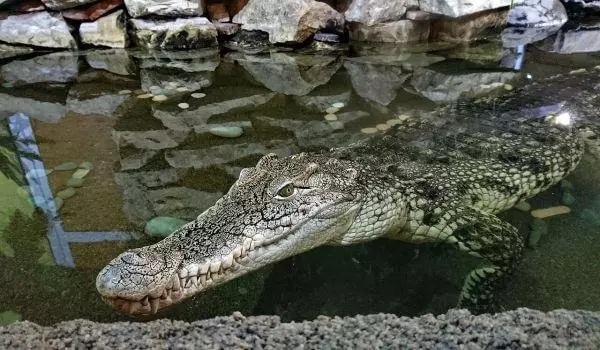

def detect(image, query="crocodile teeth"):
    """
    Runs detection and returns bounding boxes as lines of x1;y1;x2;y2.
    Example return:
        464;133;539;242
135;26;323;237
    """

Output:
253;234;265;247
210;261;221;273
222;254;234;269
150;298;159;314
160;289;168;299
141;296;149;306
199;263;209;275
189;275;198;288
166;278;174;289
199;275;207;284
242;238;252;252
178;268;188;279
187;264;199;276
233;246;242;258
172;276;181;291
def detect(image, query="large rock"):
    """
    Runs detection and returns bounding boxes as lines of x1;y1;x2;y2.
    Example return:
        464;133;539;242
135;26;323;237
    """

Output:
235;53;342;95
140;68;213;95
508;0;568;27
537;26;600;53
40;0;97;10
62;0;124;21
0;12;77;49
135;49;220;72
0;43;34;60
130;17;218;50
0;94;67;122
344;0;409;25
502;25;563;47
85;49;136;75
419;0;511;17
562;0;600;11
1;52;79;86
431;8;508;42
79;9;128;48
124;0;203;17
349;20;430;43
232;0;344;43
113;129;189;150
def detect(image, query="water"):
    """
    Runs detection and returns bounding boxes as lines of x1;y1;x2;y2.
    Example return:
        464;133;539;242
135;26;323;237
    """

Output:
1;39;599;325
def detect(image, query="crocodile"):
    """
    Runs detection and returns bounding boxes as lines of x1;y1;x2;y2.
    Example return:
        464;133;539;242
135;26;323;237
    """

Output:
96;69;600;315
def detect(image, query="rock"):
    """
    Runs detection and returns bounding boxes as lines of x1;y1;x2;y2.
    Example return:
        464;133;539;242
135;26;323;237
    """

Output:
113;129;189;150
530;205;571;218
40;0;98;10
0;43;34;60
0;12;77;49
410;69;518;102
562;0;600;11
528;219;548;248
130;17;218;50
144;216;188;237
1;52;78;86
236;53;341;96
79;10;128;48
124;0;203;17
85;49;136;76
537;26;600;53
214;22;241;36
147;187;223;221
135;49;220;72
508;0;568;27
208;2;230;22
118;149;158;171
140;68;213;98
223;29;272;54
208;126;244;138
62;0;124;21
348;20;430;43
0;94;67;123
501;25;563;47
293;91;351;113
431;8;508;42
405;10;439;21
343;59;409;106
444;40;507;64
344;0;408;25
419;0;511;17
232;0;344;43
14;0;46;12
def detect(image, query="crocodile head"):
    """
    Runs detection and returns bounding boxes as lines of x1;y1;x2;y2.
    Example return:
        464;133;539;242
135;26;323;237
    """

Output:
96;153;363;315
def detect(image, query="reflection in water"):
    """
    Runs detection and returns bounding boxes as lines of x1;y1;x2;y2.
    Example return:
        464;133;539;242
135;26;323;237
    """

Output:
0;28;599;324
7;113;132;268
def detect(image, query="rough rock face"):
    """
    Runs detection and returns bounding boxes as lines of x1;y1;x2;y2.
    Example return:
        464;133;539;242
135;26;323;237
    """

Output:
344;0;408;25
130;17;217;50
508;0;568;27
14;0;46;12
40;0;98;10
0;43;34;60
501;25;563;47
232;0;344;43
79;10;128;48
62;0;124;21
124;0;203;18
431;9;508;42
538;26;600;53
0;52;79;86
562;0;600;10
419;0;511;17
349;20;430;43
0;12;77;49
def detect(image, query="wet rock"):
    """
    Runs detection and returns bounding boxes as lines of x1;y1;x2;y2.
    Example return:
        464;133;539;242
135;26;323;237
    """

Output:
67;93;128;116
444;40;507;64
431;8;508;42
124;0;203;17
419;0;511;17
118;149;158;171
214;22;240;36
0;94;67;123
14;0;46;12
79;9;128;48
62;0;124;21
405;10;439;21
113;129;189;150
508;0;567;27
0;11;77;49
348;20;430;43
344;0;408;25
501;25;563;47
40;0;98;10
410;68;518;102
85;49;136;76
130;17;218;50
343;59;409;106
140;68;213;96
562;0;600;11
537;26;600;53
135;49;220;72
236;53;341;96
232;0;344;43
223;30;271;54
207;2;230;22
0;43;34;60
144;216;188;237
313;32;341;43
166;140;297;169
147;187;222;221
293;91;351;113
208;125;244;138
1;52;78;86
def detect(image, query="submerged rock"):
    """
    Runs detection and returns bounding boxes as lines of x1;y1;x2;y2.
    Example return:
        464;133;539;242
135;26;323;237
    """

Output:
113;129;189;150
85;49;136;76
208;126;244;138
1;52;79;86
0;11;77;49
349;20;430;43
343;59;409;106
130;17;218;50
232;0;344;43
0;94;67;123
124;0;203;18
79;9;128;48
144;216;188;237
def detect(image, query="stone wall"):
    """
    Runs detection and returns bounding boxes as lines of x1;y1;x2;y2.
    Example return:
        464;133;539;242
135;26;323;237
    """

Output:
0;0;597;53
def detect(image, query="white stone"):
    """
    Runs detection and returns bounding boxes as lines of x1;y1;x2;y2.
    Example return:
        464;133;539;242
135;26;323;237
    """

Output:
130;17;217;50
233;0;345;44
344;0;408;25
125;0;203;18
508;0;567;27
79;10;128;48
419;0;511;17
0;12;77;49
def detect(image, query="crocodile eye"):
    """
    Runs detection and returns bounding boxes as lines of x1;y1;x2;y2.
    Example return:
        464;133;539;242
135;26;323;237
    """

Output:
276;183;295;198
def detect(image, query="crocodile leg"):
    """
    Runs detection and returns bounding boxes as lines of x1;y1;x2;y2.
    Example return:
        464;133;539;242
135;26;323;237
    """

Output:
448;207;524;313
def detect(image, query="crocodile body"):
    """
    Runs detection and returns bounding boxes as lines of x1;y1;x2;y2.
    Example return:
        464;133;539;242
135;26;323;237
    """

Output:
97;70;600;315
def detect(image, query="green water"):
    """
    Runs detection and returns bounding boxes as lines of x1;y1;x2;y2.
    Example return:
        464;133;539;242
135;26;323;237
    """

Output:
0;40;599;325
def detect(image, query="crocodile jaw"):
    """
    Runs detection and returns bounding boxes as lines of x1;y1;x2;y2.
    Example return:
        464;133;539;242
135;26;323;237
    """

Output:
97;201;361;315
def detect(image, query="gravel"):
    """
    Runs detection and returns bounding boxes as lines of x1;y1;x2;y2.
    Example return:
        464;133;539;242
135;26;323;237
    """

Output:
1;308;599;349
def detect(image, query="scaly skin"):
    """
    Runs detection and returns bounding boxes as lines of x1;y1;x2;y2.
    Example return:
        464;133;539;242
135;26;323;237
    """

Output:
97;70;599;315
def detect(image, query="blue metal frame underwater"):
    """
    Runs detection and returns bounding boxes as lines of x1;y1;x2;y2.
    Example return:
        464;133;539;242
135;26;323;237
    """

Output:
7;113;133;268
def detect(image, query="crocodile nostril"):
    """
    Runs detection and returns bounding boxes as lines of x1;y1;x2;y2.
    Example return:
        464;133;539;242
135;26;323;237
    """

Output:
120;250;147;265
